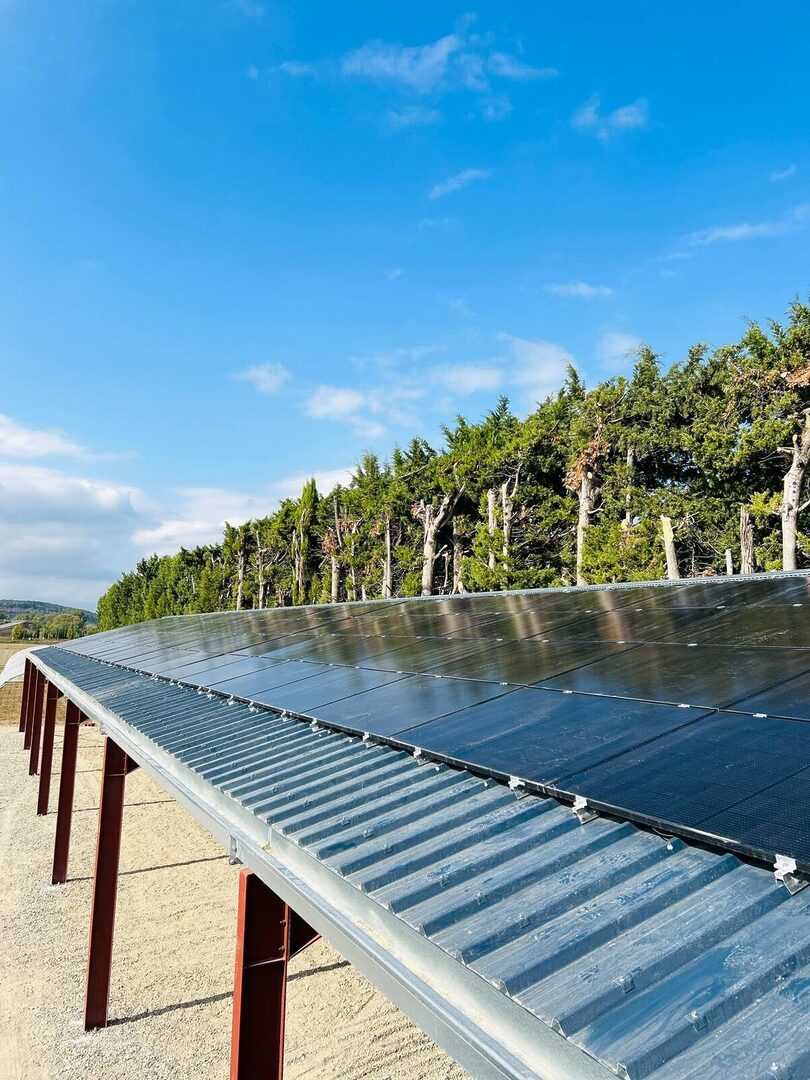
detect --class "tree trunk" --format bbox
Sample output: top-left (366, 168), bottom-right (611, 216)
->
top-left (661, 516), bottom-right (680, 580)
top-left (781, 410), bottom-right (810, 571)
top-left (330, 554), bottom-right (340, 603)
top-left (452, 519), bottom-right (466, 594)
top-left (725, 549), bottom-right (734, 575)
top-left (235, 536), bottom-right (245, 611)
top-left (486, 487), bottom-right (497, 573)
top-left (575, 472), bottom-right (597, 586)
top-left (500, 470), bottom-right (519, 585)
top-left (418, 491), bottom-right (460, 596)
top-left (740, 506), bottom-right (755, 575)
top-left (382, 517), bottom-right (393, 599)
top-left (624, 446), bottom-right (636, 527)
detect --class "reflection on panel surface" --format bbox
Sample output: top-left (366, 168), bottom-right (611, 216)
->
top-left (62, 573), bottom-right (810, 867)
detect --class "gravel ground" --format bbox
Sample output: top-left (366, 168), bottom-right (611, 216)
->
top-left (0, 701), bottom-right (467, 1080)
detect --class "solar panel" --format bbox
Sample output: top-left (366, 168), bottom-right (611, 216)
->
top-left (63, 573), bottom-right (810, 870)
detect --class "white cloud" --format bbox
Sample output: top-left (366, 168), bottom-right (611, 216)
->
top-left (488, 53), bottom-right (558, 81)
top-left (431, 363), bottom-right (502, 394)
top-left (499, 334), bottom-right (575, 404)
top-left (277, 60), bottom-right (317, 77)
top-left (545, 281), bottom-right (615, 299)
top-left (304, 386), bottom-right (387, 438)
top-left (342, 33), bottom-right (462, 93)
top-left (572, 94), bottom-right (648, 139)
top-left (596, 330), bottom-right (641, 369)
top-left (339, 26), bottom-right (556, 126)
top-left (686, 203), bottom-right (810, 246)
top-left (443, 296), bottom-right (473, 316)
top-left (387, 105), bottom-right (441, 128)
top-left (133, 470), bottom-right (353, 555)
top-left (234, 362), bottom-right (291, 395)
top-left (0, 461), bottom-right (146, 608)
top-left (480, 95), bottom-right (513, 122)
top-left (388, 267), bottom-right (404, 280)
top-left (429, 167), bottom-right (490, 200)
top-left (0, 413), bottom-right (88, 458)
top-left (771, 164), bottom-right (797, 182)
top-left (417, 216), bottom-right (455, 230)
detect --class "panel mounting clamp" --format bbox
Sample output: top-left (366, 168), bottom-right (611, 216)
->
top-left (508, 776), bottom-right (528, 799)
top-left (573, 795), bottom-right (598, 823)
top-left (774, 855), bottom-right (809, 894)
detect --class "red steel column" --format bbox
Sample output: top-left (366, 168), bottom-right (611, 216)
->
top-left (52, 701), bottom-right (82, 885)
top-left (230, 869), bottom-right (319, 1080)
top-left (23, 666), bottom-right (40, 750)
top-left (36, 683), bottom-right (61, 815)
top-left (27, 670), bottom-right (46, 769)
top-left (19, 658), bottom-right (31, 734)
top-left (84, 738), bottom-right (138, 1031)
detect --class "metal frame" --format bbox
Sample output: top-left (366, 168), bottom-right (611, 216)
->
top-left (52, 699), bottom-right (82, 885)
top-left (230, 869), bottom-right (319, 1080)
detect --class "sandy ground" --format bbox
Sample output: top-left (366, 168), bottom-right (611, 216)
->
top-left (0, 687), bottom-right (468, 1080)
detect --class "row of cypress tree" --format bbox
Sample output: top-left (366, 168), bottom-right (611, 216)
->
top-left (97, 298), bottom-right (810, 630)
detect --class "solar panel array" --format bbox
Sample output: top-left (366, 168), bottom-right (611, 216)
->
top-left (63, 575), bottom-right (810, 870)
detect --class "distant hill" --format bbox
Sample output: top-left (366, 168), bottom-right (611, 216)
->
top-left (0, 599), bottom-right (96, 624)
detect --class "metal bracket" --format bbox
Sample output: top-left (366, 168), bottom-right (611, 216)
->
top-left (229, 835), bottom-right (241, 866)
top-left (508, 776), bottom-right (528, 799)
top-left (573, 795), bottom-right (597, 824)
top-left (774, 855), bottom-right (809, 895)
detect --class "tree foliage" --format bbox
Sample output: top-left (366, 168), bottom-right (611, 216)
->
top-left (97, 298), bottom-right (810, 629)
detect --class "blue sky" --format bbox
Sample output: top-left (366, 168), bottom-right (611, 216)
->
top-left (1, 1), bottom-right (809, 608)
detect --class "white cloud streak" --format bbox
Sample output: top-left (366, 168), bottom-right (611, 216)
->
top-left (771, 164), bottom-right (797, 182)
top-left (488, 53), bottom-right (557, 81)
top-left (342, 33), bottom-right (462, 93)
top-left (545, 281), bottom-right (615, 299)
top-left (572, 94), bottom-right (649, 139)
top-left (686, 203), bottom-right (810, 246)
top-left (429, 167), bottom-right (490, 200)
top-left (0, 413), bottom-right (89, 458)
top-left (133, 470), bottom-right (354, 555)
top-left (596, 330), bottom-right (642, 369)
top-left (499, 334), bottom-right (575, 404)
top-left (387, 105), bottom-right (441, 128)
top-left (234, 362), bottom-right (291, 395)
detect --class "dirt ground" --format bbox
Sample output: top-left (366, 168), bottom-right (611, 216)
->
top-left (0, 685), bottom-right (467, 1080)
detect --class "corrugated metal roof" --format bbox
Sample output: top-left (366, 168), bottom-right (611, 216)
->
top-left (34, 644), bottom-right (810, 1080)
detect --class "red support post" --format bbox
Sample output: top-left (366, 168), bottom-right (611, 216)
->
top-left (36, 683), bottom-right (61, 816)
top-left (23, 666), bottom-right (40, 750)
top-left (52, 701), bottom-right (82, 885)
top-left (84, 737), bottom-right (138, 1031)
top-left (230, 869), bottom-right (319, 1080)
top-left (19, 657), bottom-right (31, 734)
top-left (27, 670), bottom-right (46, 771)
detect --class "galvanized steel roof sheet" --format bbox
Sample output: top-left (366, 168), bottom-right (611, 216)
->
top-left (33, 642), bottom-right (810, 1080)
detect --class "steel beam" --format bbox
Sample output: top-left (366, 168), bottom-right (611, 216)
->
top-left (27, 670), bottom-right (46, 771)
top-left (19, 657), bottom-right (31, 734)
top-left (230, 868), bottom-right (319, 1080)
top-left (84, 737), bottom-right (138, 1031)
top-left (37, 683), bottom-right (62, 816)
top-left (52, 701), bottom-right (82, 885)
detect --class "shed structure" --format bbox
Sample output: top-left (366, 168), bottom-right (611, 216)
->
top-left (14, 572), bottom-right (810, 1080)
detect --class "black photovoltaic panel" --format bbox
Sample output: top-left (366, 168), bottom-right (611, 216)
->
top-left (392, 687), bottom-right (712, 785)
top-left (63, 574), bottom-right (810, 868)
top-left (555, 712), bottom-right (810, 864)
